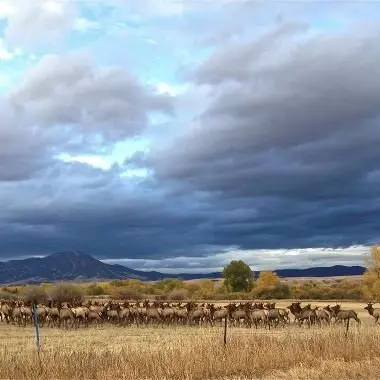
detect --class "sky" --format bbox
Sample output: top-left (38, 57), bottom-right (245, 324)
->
top-left (0, 0), bottom-right (379, 273)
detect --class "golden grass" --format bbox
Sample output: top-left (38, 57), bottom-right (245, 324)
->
top-left (0, 300), bottom-right (378, 379)
top-left (0, 325), bottom-right (378, 378)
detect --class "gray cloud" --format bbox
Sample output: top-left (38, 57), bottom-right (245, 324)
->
top-left (11, 53), bottom-right (173, 141)
top-left (0, 10), bottom-right (379, 269)
top-left (0, 52), bottom-right (172, 183)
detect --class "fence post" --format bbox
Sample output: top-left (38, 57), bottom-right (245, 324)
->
top-left (345, 319), bottom-right (350, 338)
top-left (223, 315), bottom-right (228, 346)
top-left (32, 303), bottom-right (41, 356)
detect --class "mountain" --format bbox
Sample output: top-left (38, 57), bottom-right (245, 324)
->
top-left (0, 251), bottom-right (366, 284)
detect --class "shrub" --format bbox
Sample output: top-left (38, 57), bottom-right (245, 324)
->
top-left (109, 280), bottom-right (125, 288)
top-left (21, 286), bottom-right (47, 304)
top-left (2, 287), bottom-right (19, 294)
top-left (85, 283), bottom-right (105, 296)
top-left (47, 283), bottom-right (84, 304)
top-left (213, 292), bottom-right (253, 300)
top-left (0, 290), bottom-right (18, 300)
top-left (168, 289), bottom-right (189, 300)
top-left (108, 287), bottom-right (142, 300)
top-left (154, 279), bottom-right (185, 293)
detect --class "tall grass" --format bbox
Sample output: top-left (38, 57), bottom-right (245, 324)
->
top-left (0, 325), bottom-right (379, 379)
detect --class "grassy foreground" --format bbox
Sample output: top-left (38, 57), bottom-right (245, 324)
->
top-left (0, 321), bottom-right (379, 380)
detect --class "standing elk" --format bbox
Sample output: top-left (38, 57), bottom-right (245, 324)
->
top-left (331, 304), bottom-right (361, 326)
top-left (364, 302), bottom-right (380, 325)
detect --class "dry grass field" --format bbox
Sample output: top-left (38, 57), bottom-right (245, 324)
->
top-left (0, 301), bottom-right (379, 380)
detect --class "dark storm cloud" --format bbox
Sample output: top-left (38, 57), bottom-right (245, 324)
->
top-left (141, 22), bottom-right (380, 253)
top-left (0, 18), bottom-right (378, 268)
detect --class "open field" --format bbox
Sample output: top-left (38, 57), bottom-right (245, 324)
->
top-left (1, 301), bottom-right (380, 379)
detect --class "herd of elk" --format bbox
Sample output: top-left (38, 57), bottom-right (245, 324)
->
top-left (0, 299), bottom-right (373, 329)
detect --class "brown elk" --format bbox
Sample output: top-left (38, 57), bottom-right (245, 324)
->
top-left (58, 302), bottom-right (75, 329)
top-left (264, 303), bottom-right (286, 328)
top-left (287, 302), bottom-right (316, 328)
top-left (143, 300), bottom-right (162, 326)
top-left (331, 304), bottom-right (360, 326)
top-left (249, 304), bottom-right (269, 329)
top-left (312, 306), bottom-right (330, 326)
top-left (364, 302), bottom-right (380, 325)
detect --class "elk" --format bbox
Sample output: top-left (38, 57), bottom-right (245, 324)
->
top-left (0, 301), bottom-right (13, 324)
top-left (58, 303), bottom-right (76, 329)
top-left (364, 302), bottom-right (380, 325)
top-left (287, 302), bottom-right (316, 328)
top-left (249, 307), bottom-right (269, 329)
top-left (212, 305), bottom-right (228, 326)
top-left (143, 300), bottom-right (162, 326)
top-left (264, 303), bottom-right (286, 328)
top-left (312, 306), bottom-right (330, 326)
top-left (331, 304), bottom-right (360, 326)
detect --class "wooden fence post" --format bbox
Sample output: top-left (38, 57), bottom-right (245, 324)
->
top-left (224, 316), bottom-right (228, 346)
top-left (32, 303), bottom-right (41, 356)
top-left (345, 319), bottom-right (350, 338)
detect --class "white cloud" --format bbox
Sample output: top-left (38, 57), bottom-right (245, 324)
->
top-left (73, 17), bottom-right (100, 32)
top-left (1, 0), bottom-right (76, 48)
top-left (57, 153), bottom-right (111, 170)
top-left (0, 0), bottom-right (13, 17)
top-left (103, 245), bottom-right (370, 273)
top-left (0, 37), bottom-right (14, 60)
top-left (155, 82), bottom-right (188, 97)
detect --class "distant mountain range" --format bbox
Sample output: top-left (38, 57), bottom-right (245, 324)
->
top-left (0, 251), bottom-right (366, 285)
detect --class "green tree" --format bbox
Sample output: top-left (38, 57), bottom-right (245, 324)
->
top-left (222, 260), bottom-right (254, 292)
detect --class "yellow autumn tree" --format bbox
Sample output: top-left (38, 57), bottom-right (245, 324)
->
top-left (256, 271), bottom-right (280, 290)
top-left (361, 245), bottom-right (380, 300)
top-left (252, 271), bottom-right (287, 299)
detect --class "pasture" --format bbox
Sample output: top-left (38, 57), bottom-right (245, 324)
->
top-left (1, 300), bottom-right (380, 379)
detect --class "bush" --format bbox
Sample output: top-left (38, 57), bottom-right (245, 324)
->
top-left (2, 287), bottom-right (19, 294)
top-left (21, 286), bottom-right (47, 304)
top-left (109, 287), bottom-right (142, 300)
top-left (168, 289), bottom-right (189, 300)
top-left (85, 283), bottom-right (105, 296)
top-left (154, 279), bottom-right (185, 293)
top-left (252, 283), bottom-right (291, 299)
top-left (109, 280), bottom-right (125, 287)
top-left (47, 283), bottom-right (84, 304)
top-left (154, 294), bottom-right (168, 301)
top-left (213, 292), bottom-right (253, 300)
top-left (0, 290), bottom-right (18, 300)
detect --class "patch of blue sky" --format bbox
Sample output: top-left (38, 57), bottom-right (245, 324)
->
top-left (0, 54), bottom-right (36, 93)
top-left (58, 135), bottom-right (151, 173)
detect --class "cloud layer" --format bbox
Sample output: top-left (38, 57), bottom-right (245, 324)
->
top-left (0, 1), bottom-right (378, 270)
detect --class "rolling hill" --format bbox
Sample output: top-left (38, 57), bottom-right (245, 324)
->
top-left (0, 250), bottom-right (366, 284)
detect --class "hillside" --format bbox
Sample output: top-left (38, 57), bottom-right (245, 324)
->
top-left (0, 251), bottom-right (366, 284)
